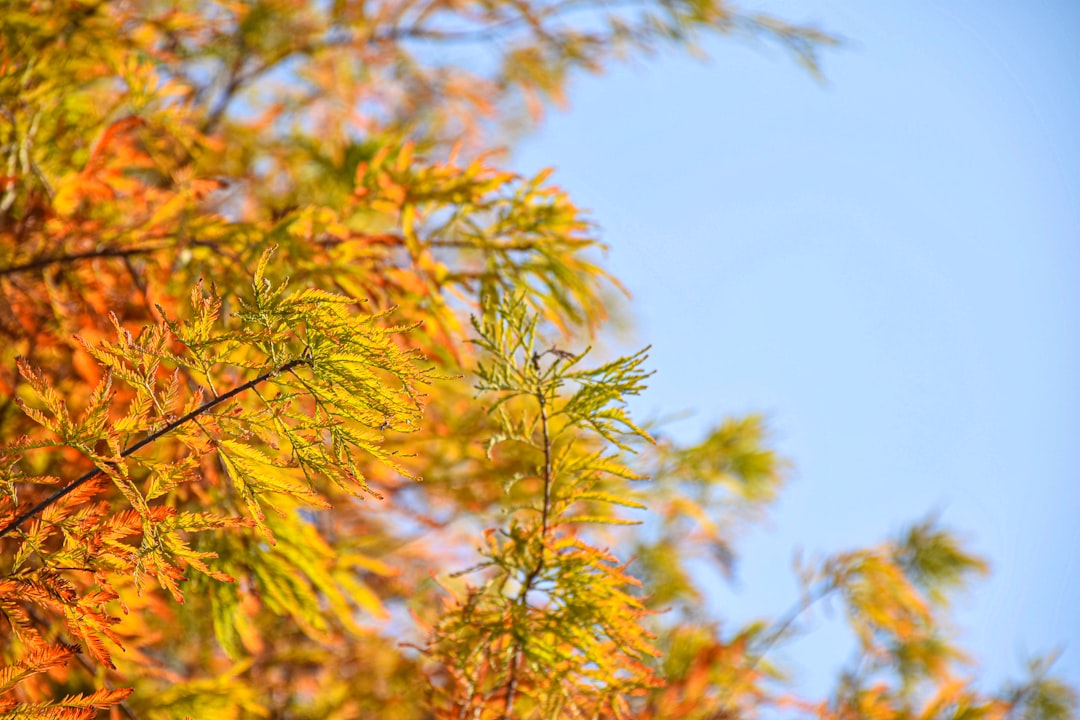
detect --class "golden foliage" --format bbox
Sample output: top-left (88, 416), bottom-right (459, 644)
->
top-left (0, 1), bottom-right (1072, 719)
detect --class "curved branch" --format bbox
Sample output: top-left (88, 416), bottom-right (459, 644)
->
top-left (0, 357), bottom-right (311, 538)
top-left (0, 238), bottom-right (236, 278)
top-left (0, 246), bottom-right (166, 278)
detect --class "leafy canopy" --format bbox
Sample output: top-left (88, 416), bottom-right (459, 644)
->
top-left (0, 1), bottom-right (1075, 719)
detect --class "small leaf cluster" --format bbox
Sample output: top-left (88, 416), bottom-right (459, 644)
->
top-left (427, 294), bottom-right (660, 718)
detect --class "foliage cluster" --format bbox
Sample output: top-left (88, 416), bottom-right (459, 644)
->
top-left (0, 1), bottom-right (1075, 718)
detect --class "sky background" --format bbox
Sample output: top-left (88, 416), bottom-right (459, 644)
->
top-left (511, 0), bottom-right (1079, 694)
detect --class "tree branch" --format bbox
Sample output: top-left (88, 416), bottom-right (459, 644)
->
top-left (0, 357), bottom-right (311, 538)
top-left (0, 239), bottom-right (229, 278)
top-left (714, 580), bottom-right (837, 713)
top-left (0, 247), bottom-right (165, 278)
top-left (501, 350), bottom-right (557, 719)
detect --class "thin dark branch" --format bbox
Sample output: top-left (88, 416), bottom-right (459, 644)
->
top-left (501, 351), bottom-right (556, 719)
top-left (715, 581), bottom-right (836, 711)
top-left (0, 247), bottom-right (164, 278)
top-left (0, 239), bottom-right (222, 278)
top-left (370, 0), bottom-right (650, 46)
top-left (0, 357), bottom-right (310, 538)
top-left (535, 360), bottom-right (553, 537)
top-left (201, 47), bottom-right (250, 134)
top-left (182, 0), bottom-right (643, 135)
top-left (428, 239), bottom-right (539, 251)
top-left (501, 644), bottom-right (526, 720)
top-left (71, 652), bottom-right (142, 720)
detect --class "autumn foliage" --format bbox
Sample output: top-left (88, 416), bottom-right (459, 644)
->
top-left (0, 1), bottom-right (1075, 718)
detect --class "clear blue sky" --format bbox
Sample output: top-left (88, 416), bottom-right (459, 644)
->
top-left (512, 0), bottom-right (1079, 694)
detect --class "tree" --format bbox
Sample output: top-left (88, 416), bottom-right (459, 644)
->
top-left (0, 1), bottom-right (1074, 718)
